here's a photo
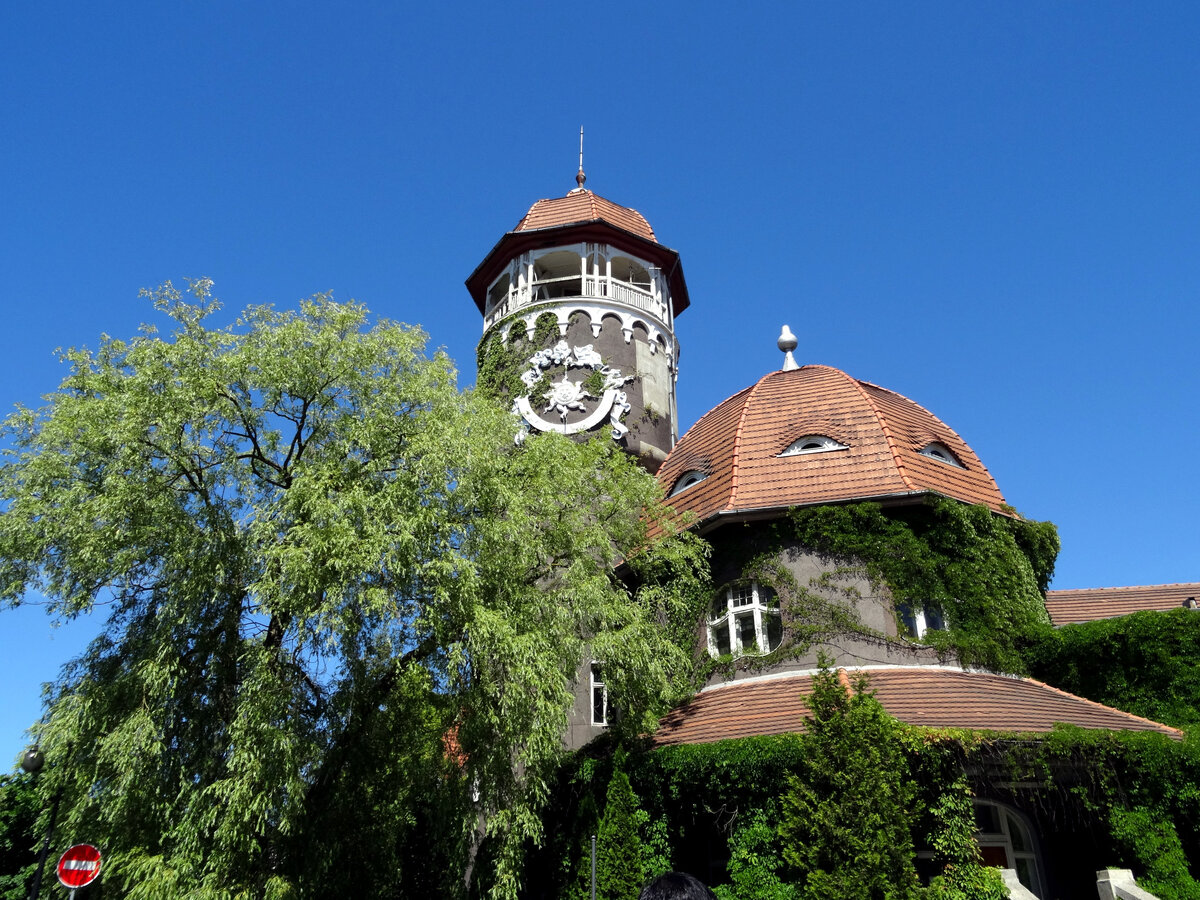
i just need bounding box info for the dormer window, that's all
[918,442,964,468]
[669,470,707,496]
[708,582,782,658]
[779,435,848,457]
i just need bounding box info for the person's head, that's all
[638,871,717,900]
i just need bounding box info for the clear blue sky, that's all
[3,2,1198,758]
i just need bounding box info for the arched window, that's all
[779,435,848,457]
[919,442,965,468]
[708,582,782,658]
[669,470,707,497]
[974,801,1043,897]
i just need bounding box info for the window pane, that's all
[712,619,731,656]
[761,586,780,611]
[710,595,727,621]
[1006,813,1029,851]
[1015,858,1035,890]
[729,585,754,608]
[735,612,757,653]
[765,612,783,651]
[974,804,1002,835]
[592,677,606,726]
[924,604,946,632]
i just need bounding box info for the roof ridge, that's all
[858,377,1007,505]
[1048,582,1200,594]
[1016,673,1184,739]
[727,372,778,510]
[840,370,919,493]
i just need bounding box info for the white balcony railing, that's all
[483,275,667,331]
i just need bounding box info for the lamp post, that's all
[20,745,62,900]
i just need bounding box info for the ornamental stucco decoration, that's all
[511,341,632,444]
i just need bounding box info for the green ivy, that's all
[475,311,560,401]
[786,498,1058,672]
[1024,609,1200,730]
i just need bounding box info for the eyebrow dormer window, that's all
[779,435,847,457]
[669,470,707,497]
[918,442,964,468]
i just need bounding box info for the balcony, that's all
[483,274,668,332]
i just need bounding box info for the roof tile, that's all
[658,366,1007,525]
[1045,583,1200,625]
[652,668,1182,746]
[515,190,657,242]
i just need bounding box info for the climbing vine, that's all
[475,310,560,401]
[524,671,1200,900]
[785,497,1059,672]
[1024,609,1200,730]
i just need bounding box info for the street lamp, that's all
[20,744,62,900]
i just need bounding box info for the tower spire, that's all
[574,126,586,191]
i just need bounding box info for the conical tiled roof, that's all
[658,365,1007,525]
[514,190,657,242]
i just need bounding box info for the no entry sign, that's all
[57,843,101,890]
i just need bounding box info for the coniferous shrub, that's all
[777,668,922,900]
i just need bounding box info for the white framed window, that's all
[974,801,1044,897]
[708,582,782,658]
[918,442,965,468]
[590,664,608,726]
[897,602,947,639]
[669,470,707,496]
[779,435,848,457]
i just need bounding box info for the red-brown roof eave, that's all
[465,220,690,316]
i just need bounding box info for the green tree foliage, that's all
[789,499,1058,671]
[0,773,38,900]
[1025,609,1200,730]
[921,779,1006,900]
[1109,806,1200,900]
[713,806,798,900]
[596,762,645,900]
[777,668,921,900]
[0,282,708,900]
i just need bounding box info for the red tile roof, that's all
[652,668,1182,746]
[657,366,1008,525]
[1045,583,1200,626]
[514,190,657,242]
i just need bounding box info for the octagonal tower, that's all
[466,172,689,472]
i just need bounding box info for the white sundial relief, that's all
[510,341,632,444]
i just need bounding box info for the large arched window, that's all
[708,582,782,658]
[974,801,1043,897]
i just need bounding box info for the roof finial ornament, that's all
[574,126,587,191]
[778,325,799,371]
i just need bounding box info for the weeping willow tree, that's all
[0,281,708,899]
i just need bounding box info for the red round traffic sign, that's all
[57,843,101,889]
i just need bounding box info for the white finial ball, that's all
[778,325,798,353]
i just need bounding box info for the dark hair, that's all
[638,871,717,900]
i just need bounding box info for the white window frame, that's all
[779,435,848,457]
[974,800,1044,898]
[918,442,965,468]
[669,470,707,496]
[590,664,608,727]
[707,582,782,658]
[898,602,947,639]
